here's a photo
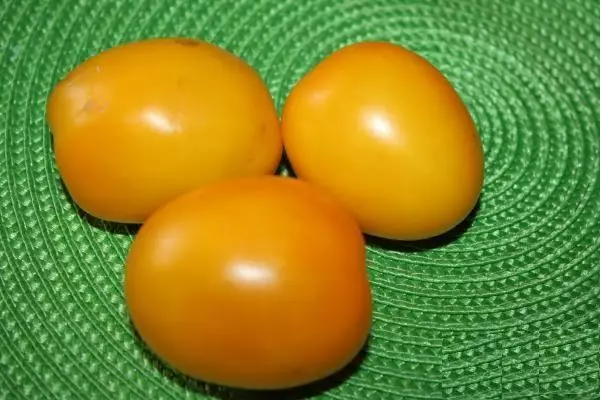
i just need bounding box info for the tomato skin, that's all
[47,38,282,223]
[125,176,372,389]
[282,41,484,240]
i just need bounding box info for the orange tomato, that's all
[125,176,372,389]
[47,38,282,223]
[282,41,484,240]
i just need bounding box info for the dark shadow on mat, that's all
[276,152,296,178]
[58,180,140,236]
[366,199,481,252]
[132,321,370,399]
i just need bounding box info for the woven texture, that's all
[1,0,599,398]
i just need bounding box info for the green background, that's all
[1,0,599,398]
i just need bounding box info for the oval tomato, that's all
[47,38,282,223]
[282,41,484,240]
[125,176,372,389]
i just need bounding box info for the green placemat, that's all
[1,0,599,398]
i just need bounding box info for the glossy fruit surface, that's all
[125,176,372,389]
[282,41,484,240]
[47,37,282,223]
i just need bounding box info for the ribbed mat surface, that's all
[1,0,599,398]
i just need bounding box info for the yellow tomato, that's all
[47,38,282,223]
[282,41,484,240]
[125,176,372,389]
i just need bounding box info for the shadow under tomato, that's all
[276,152,296,178]
[132,322,370,400]
[49,131,138,236]
[366,199,481,252]
[58,179,140,236]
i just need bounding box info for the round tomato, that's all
[47,38,282,223]
[125,176,372,389]
[282,41,484,240]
